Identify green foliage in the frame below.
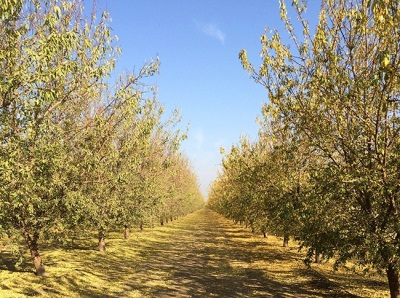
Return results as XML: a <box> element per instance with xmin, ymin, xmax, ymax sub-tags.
<box><xmin>214</xmin><ymin>0</ymin><xmax>400</xmax><ymax>296</ymax></box>
<box><xmin>0</xmin><ymin>0</ymin><xmax>203</xmax><ymax>273</ymax></box>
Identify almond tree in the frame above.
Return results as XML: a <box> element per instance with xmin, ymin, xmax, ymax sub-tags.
<box><xmin>73</xmin><ymin>60</ymin><xmax>160</xmax><ymax>251</ymax></box>
<box><xmin>0</xmin><ymin>0</ymin><xmax>117</xmax><ymax>275</ymax></box>
<box><xmin>239</xmin><ymin>0</ymin><xmax>400</xmax><ymax>296</ymax></box>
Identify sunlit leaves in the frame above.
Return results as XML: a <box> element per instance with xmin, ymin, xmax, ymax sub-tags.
<box><xmin>0</xmin><ymin>0</ymin><xmax>203</xmax><ymax>272</ymax></box>
<box><xmin>222</xmin><ymin>0</ymin><xmax>400</xmax><ymax>295</ymax></box>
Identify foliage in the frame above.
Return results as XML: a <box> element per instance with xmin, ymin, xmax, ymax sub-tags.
<box><xmin>210</xmin><ymin>0</ymin><xmax>400</xmax><ymax>296</ymax></box>
<box><xmin>0</xmin><ymin>0</ymin><xmax>203</xmax><ymax>274</ymax></box>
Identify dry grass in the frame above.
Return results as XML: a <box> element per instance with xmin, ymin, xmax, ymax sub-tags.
<box><xmin>0</xmin><ymin>208</ymin><xmax>388</xmax><ymax>297</ymax></box>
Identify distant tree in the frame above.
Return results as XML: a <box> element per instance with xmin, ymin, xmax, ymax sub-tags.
<box><xmin>74</xmin><ymin>60</ymin><xmax>160</xmax><ymax>251</ymax></box>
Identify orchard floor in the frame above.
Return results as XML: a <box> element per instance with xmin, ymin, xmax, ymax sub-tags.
<box><xmin>0</xmin><ymin>208</ymin><xmax>388</xmax><ymax>297</ymax></box>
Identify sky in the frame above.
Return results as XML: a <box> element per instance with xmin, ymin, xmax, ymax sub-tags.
<box><xmin>90</xmin><ymin>0</ymin><xmax>321</xmax><ymax>198</ymax></box>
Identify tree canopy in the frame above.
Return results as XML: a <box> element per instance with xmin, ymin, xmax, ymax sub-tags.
<box><xmin>209</xmin><ymin>0</ymin><xmax>400</xmax><ymax>297</ymax></box>
<box><xmin>0</xmin><ymin>0</ymin><xmax>203</xmax><ymax>275</ymax></box>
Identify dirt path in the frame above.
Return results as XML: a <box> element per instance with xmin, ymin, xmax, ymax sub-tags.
<box><xmin>131</xmin><ymin>208</ymin><xmax>272</xmax><ymax>297</ymax></box>
<box><xmin>122</xmin><ymin>208</ymin><xmax>358</xmax><ymax>298</ymax></box>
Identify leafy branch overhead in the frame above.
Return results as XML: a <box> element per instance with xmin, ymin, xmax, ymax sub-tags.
<box><xmin>0</xmin><ymin>0</ymin><xmax>203</xmax><ymax>276</ymax></box>
<box><xmin>213</xmin><ymin>0</ymin><xmax>400</xmax><ymax>297</ymax></box>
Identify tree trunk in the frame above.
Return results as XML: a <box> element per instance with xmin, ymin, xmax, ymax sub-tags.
<box><xmin>139</xmin><ymin>223</ymin><xmax>144</xmax><ymax>232</ymax></box>
<box><xmin>386</xmin><ymin>262</ymin><xmax>400</xmax><ymax>298</ymax></box>
<box><xmin>160</xmin><ymin>218</ymin><xmax>164</xmax><ymax>225</ymax></box>
<box><xmin>315</xmin><ymin>248</ymin><xmax>322</xmax><ymax>263</ymax></box>
<box><xmin>23</xmin><ymin>229</ymin><xmax>46</xmax><ymax>276</ymax></box>
<box><xmin>124</xmin><ymin>225</ymin><xmax>129</xmax><ymax>240</ymax></box>
<box><xmin>98</xmin><ymin>230</ymin><xmax>106</xmax><ymax>251</ymax></box>
<box><xmin>262</xmin><ymin>231</ymin><xmax>268</xmax><ymax>238</ymax></box>
<box><xmin>283</xmin><ymin>233</ymin><xmax>289</xmax><ymax>247</ymax></box>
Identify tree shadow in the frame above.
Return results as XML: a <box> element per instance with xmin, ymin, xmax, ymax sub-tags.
<box><xmin>0</xmin><ymin>251</ymin><xmax>32</xmax><ymax>273</ymax></box>
<box><xmin>0</xmin><ymin>209</ymin><xmax>388</xmax><ymax>297</ymax></box>
<box><xmin>111</xmin><ymin>209</ymin><xmax>364</xmax><ymax>297</ymax></box>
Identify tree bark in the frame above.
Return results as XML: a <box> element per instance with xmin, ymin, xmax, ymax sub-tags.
<box><xmin>262</xmin><ymin>231</ymin><xmax>268</xmax><ymax>238</ymax></box>
<box><xmin>124</xmin><ymin>225</ymin><xmax>129</xmax><ymax>240</ymax></box>
<box><xmin>139</xmin><ymin>223</ymin><xmax>144</xmax><ymax>232</ymax></box>
<box><xmin>283</xmin><ymin>233</ymin><xmax>289</xmax><ymax>247</ymax></box>
<box><xmin>315</xmin><ymin>248</ymin><xmax>322</xmax><ymax>263</ymax></box>
<box><xmin>160</xmin><ymin>218</ymin><xmax>164</xmax><ymax>226</ymax></box>
<box><xmin>98</xmin><ymin>230</ymin><xmax>106</xmax><ymax>251</ymax></box>
<box><xmin>23</xmin><ymin>229</ymin><xmax>46</xmax><ymax>276</ymax></box>
<box><xmin>386</xmin><ymin>262</ymin><xmax>400</xmax><ymax>298</ymax></box>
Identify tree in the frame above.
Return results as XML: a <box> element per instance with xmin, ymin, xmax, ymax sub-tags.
<box><xmin>74</xmin><ymin>60</ymin><xmax>160</xmax><ymax>251</ymax></box>
<box><xmin>208</xmin><ymin>114</ymin><xmax>311</xmax><ymax>248</ymax></box>
<box><xmin>239</xmin><ymin>0</ymin><xmax>400</xmax><ymax>296</ymax></box>
<box><xmin>0</xmin><ymin>0</ymin><xmax>118</xmax><ymax>275</ymax></box>
<box><xmin>1</xmin><ymin>0</ymin><xmax>204</xmax><ymax>275</ymax></box>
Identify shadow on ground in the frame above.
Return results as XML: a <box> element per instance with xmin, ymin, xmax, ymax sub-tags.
<box><xmin>117</xmin><ymin>208</ymin><xmax>363</xmax><ymax>297</ymax></box>
<box><xmin>0</xmin><ymin>208</ymin><xmax>388</xmax><ymax>297</ymax></box>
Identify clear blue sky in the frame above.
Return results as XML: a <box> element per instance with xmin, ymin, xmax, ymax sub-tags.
<box><xmin>91</xmin><ymin>0</ymin><xmax>320</xmax><ymax>197</ymax></box>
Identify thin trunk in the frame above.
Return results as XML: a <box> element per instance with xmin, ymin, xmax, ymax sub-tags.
<box><xmin>160</xmin><ymin>218</ymin><xmax>164</xmax><ymax>226</ymax></box>
<box><xmin>262</xmin><ymin>230</ymin><xmax>268</xmax><ymax>238</ymax></box>
<box><xmin>98</xmin><ymin>230</ymin><xmax>106</xmax><ymax>251</ymax></box>
<box><xmin>387</xmin><ymin>262</ymin><xmax>400</xmax><ymax>298</ymax></box>
<box><xmin>23</xmin><ymin>229</ymin><xmax>46</xmax><ymax>276</ymax></box>
<box><xmin>139</xmin><ymin>223</ymin><xmax>144</xmax><ymax>232</ymax></box>
<box><xmin>315</xmin><ymin>248</ymin><xmax>322</xmax><ymax>263</ymax></box>
<box><xmin>124</xmin><ymin>225</ymin><xmax>129</xmax><ymax>240</ymax></box>
<box><xmin>283</xmin><ymin>233</ymin><xmax>289</xmax><ymax>247</ymax></box>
